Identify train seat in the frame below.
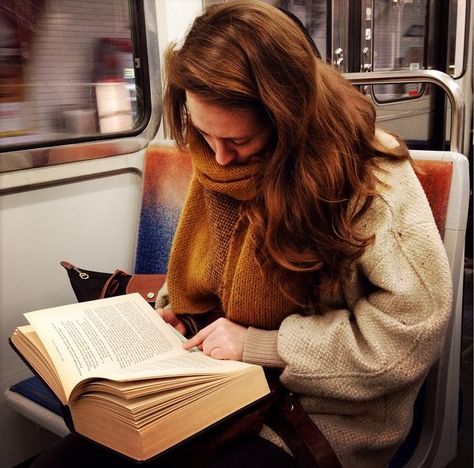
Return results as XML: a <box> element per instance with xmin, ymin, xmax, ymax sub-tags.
<box><xmin>389</xmin><ymin>150</ymin><xmax>469</xmax><ymax>467</ymax></box>
<box><xmin>4</xmin><ymin>144</ymin><xmax>470</xmax><ymax>468</ymax></box>
<box><xmin>133</xmin><ymin>143</ymin><xmax>193</xmax><ymax>274</ymax></box>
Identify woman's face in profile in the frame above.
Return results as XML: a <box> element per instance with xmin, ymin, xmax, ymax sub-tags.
<box><xmin>185</xmin><ymin>91</ymin><xmax>273</xmax><ymax>166</ymax></box>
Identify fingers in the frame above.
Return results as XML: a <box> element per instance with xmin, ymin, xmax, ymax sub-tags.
<box><xmin>157</xmin><ymin>312</ymin><xmax>246</xmax><ymax>359</ymax></box>
<box><xmin>156</xmin><ymin>308</ymin><xmax>187</xmax><ymax>336</ymax></box>
<box><xmin>183</xmin><ymin>318</ymin><xmax>246</xmax><ymax>361</ymax></box>
<box><xmin>155</xmin><ymin>308</ymin><xmax>166</xmax><ymax>318</ymax></box>
<box><xmin>209</xmin><ymin>347</ymin><xmax>226</xmax><ymax>360</ymax></box>
<box><xmin>183</xmin><ymin>323</ymin><xmax>213</xmax><ymax>350</ymax></box>
<box><xmin>156</xmin><ymin>308</ymin><xmax>177</xmax><ymax>326</ymax></box>
<box><xmin>174</xmin><ymin>321</ymin><xmax>187</xmax><ymax>336</ymax></box>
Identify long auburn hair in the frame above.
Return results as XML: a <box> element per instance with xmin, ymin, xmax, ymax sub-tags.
<box><xmin>163</xmin><ymin>0</ymin><xmax>410</xmax><ymax>308</ymax></box>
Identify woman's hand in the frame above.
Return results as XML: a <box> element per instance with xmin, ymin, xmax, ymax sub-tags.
<box><xmin>183</xmin><ymin>318</ymin><xmax>247</xmax><ymax>360</ymax></box>
<box><xmin>156</xmin><ymin>308</ymin><xmax>187</xmax><ymax>336</ymax></box>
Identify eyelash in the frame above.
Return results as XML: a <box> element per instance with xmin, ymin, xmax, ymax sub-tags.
<box><xmin>197</xmin><ymin>130</ymin><xmax>248</xmax><ymax>147</ymax></box>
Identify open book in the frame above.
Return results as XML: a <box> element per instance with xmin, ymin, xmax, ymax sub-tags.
<box><xmin>10</xmin><ymin>293</ymin><xmax>270</xmax><ymax>461</ymax></box>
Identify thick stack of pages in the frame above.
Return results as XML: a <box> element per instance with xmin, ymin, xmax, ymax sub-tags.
<box><xmin>10</xmin><ymin>293</ymin><xmax>270</xmax><ymax>461</ymax></box>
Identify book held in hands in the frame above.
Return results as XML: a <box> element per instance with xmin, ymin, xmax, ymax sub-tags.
<box><xmin>10</xmin><ymin>293</ymin><xmax>270</xmax><ymax>461</ymax></box>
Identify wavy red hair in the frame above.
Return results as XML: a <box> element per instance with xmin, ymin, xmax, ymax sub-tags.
<box><xmin>164</xmin><ymin>1</ymin><xmax>410</xmax><ymax>307</ymax></box>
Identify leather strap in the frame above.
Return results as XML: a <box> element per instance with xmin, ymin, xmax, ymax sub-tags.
<box><xmin>267</xmin><ymin>391</ymin><xmax>342</xmax><ymax>468</ymax></box>
<box><xmin>127</xmin><ymin>274</ymin><xmax>167</xmax><ymax>303</ymax></box>
<box><xmin>98</xmin><ymin>271</ymin><xmax>167</xmax><ymax>304</ymax></box>
<box><xmin>99</xmin><ymin>269</ymin><xmax>129</xmax><ymax>298</ymax></box>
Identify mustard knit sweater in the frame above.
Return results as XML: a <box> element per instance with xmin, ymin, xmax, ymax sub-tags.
<box><xmin>162</xmin><ymin>133</ymin><xmax>452</xmax><ymax>467</ymax></box>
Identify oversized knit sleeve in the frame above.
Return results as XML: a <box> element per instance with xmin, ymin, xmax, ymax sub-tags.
<box><xmin>243</xmin><ymin>159</ymin><xmax>452</xmax><ymax>401</ymax></box>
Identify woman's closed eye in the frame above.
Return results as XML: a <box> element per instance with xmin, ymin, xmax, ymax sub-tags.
<box><xmin>196</xmin><ymin>128</ymin><xmax>250</xmax><ymax>147</ymax></box>
<box><xmin>228</xmin><ymin>138</ymin><xmax>250</xmax><ymax>146</ymax></box>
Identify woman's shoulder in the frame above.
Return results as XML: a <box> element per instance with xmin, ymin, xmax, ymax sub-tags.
<box><xmin>375</xmin><ymin>127</ymin><xmax>400</xmax><ymax>150</ymax></box>
<box><xmin>367</xmin><ymin>156</ymin><xmax>436</xmax><ymax>233</ymax></box>
<box><xmin>371</xmin><ymin>128</ymin><xmax>421</xmax><ymax>198</ymax></box>
<box><xmin>374</xmin><ymin>154</ymin><xmax>417</xmax><ymax>187</ymax></box>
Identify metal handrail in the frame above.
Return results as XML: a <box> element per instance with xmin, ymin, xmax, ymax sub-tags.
<box><xmin>345</xmin><ymin>70</ymin><xmax>465</xmax><ymax>155</ymax></box>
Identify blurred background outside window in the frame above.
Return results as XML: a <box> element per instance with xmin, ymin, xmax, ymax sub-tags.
<box><xmin>206</xmin><ymin>0</ymin><xmax>450</xmax><ymax>102</ymax></box>
<box><xmin>0</xmin><ymin>0</ymin><xmax>142</xmax><ymax>151</ymax></box>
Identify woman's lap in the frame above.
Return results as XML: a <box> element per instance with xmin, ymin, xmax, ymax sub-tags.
<box><xmin>30</xmin><ymin>433</ymin><xmax>298</xmax><ymax>468</ymax></box>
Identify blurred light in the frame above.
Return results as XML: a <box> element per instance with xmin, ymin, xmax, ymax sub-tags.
<box><xmin>96</xmin><ymin>81</ymin><xmax>133</xmax><ymax>133</ymax></box>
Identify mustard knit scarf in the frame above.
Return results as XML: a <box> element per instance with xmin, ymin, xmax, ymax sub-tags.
<box><xmin>166</xmin><ymin>150</ymin><xmax>299</xmax><ymax>329</ymax></box>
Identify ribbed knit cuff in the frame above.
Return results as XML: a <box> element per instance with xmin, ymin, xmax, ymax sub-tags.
<box><xmin>243</xmin><ymin>327</ymin><xmax>286</xmax><ymax>368</ymax></box>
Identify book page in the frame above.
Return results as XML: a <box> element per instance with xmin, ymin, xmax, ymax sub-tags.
<box><xmin>24</xmin><ymin>293</ymin><xmax>253</xmax><ymax>402</ymax></box>
<box><xmin>106</xmin><ymin>352</ymin><xmax>254</xmax><ymax>380</ymax></box>
<box><xmin>24</xmin><ymin>294</ymin><xmax>190</xmax><ymax>400</ymax></box>
<box><xmin>13</xmin><ymin>325</ymin><xmax>67</xmax><ymax>403</ymax></box>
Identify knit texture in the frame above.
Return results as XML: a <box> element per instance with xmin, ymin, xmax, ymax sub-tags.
<box><xmin>167</xmin><ymin>149</ymin><xmax>299</xmax><ymax>329</ymax></box>
<box><xmin>244</xmin><ymin>157</ymin><xmax>452</xmax><ymax>467</ymax></box>
<box><xmin>167</xmin><ymin>134</ymin><xmax>452</xmax><ymax>467</ymax></box>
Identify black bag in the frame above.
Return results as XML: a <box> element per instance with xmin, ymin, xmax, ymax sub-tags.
<box><xmin>60</xmin><ymin>261</ymin><xmax>166</xmax><ymax>307</ymax></box>
<box><xmin>60</xmin><ymin>261</ymin><xmax>341</xmax><ymax>468</ymax></box>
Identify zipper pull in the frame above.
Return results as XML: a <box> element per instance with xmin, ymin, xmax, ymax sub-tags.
<box><xmin>74</xmin><ymin>266</ymin><xmax>89</xmax><ymax>280</ymax></box>
<box><xmin>60</xmin><ymin>261</ymin><xmax>89</xmax><ymax>279</ymax></box>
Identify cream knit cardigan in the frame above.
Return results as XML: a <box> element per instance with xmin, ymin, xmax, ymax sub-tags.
<box><xmin>158</xmin><ymin>133</ymin><xmax>452</xmax><ymax>467</ymax></box>
<box><xmin>244</xmin><ymin>155</ymin><xmax>452</xmax><ymax>467</ymax></box>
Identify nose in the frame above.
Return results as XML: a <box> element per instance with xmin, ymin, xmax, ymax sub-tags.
<box><xmin>214</xmin><ymin>140</ymin><xmax>237</xmax><ymax>166</ymax></box>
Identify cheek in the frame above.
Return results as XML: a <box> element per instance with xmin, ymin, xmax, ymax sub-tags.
<box><xmin>236</xmin><ymin>141</ymin><xmax>267</xmax><ymax>162</ymax></box>
<box><xmin>250</xmin><ymin>135</ymin><xmax>271</xmax><ymax>155</ymax></box>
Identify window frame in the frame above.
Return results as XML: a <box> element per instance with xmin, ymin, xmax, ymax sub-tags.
<box><xmin>448</xmin><ymin>0</ymin><xmax>472</xmax><ymax>79</ymax></box>
<box><xmin>0</xmin><ymin>0</ymin><xmax>161</xmax><ymax>173</ymax></box>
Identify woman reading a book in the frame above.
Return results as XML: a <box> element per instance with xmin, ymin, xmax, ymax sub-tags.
<box><xmin>159</xmin><ymin>1</ymin><xmax>452</xmax><ymax>466</ymax></box>
<box><xmin>32</xmin><ymin>1</ymin><xmax>452</xmax><ymax>467</ymax></box>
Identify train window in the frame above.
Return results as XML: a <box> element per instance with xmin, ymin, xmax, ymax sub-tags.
<box><xmin>371</xmin><ymin>0</ymin><xmax>428</xmax><ymax>103</ymax></box>
<box><xmin>0</xmin><ymin>0</ymin><xmax>148</xmax><ymax>152</ymax></box>
<box><xmin>204</xmin><ymin>1</ymin><xmax>329</xmax><ymax>61</ymax></box>
<box><xmin>448</xmin><ymin>0</ymin><xmax>469</xmax><ymax>78</ymax></box>
<box><xmin>273</xmin><ymin>0</ymin><xmax>328</xmax><ymax>61</ymax></box>
<box><xmin>206</xmin><ymin>1</ymin><xmax>429</xmax><ymax>103</ymax></box>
